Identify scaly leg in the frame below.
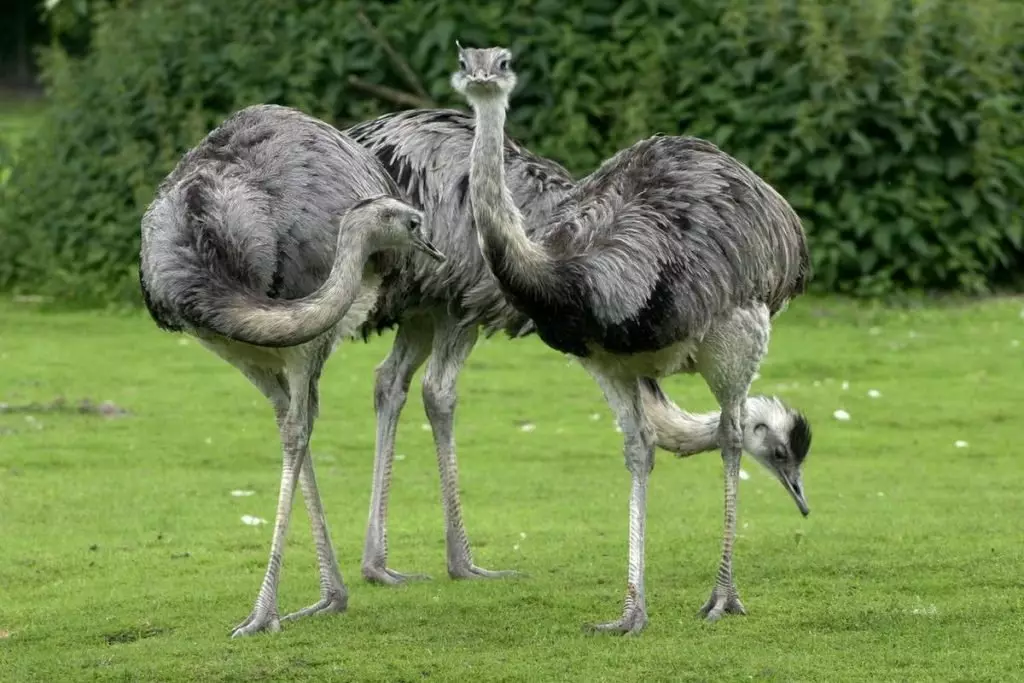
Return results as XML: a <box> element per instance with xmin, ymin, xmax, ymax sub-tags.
<box><xmin>231</xmin><ymin>359</ymin><xmax>319</xmax><ymax>638</ymax></box>
<box><xmin>282</xmin><ymin>377</ymin><xmax>348</xmax><ymax>621</ymax></box>
<box><xmin>584</xmin><ymin>367</ymin><xmax>654</xmax><ymax>635</ymax></box>
<box><xmin>362</xmin><ymin>320</ymin><xmax>433</xmax><ymax>584</ymax></box>
<box><xmin>423</xmin><ymin>318</ymin><xmax>515</xmax><ymax>580</ymax></box>
<box><xmin>698</xmin><ymin>402</ymin><xmax>747</xmax><ymax>621</ymax></box>
<box><xmin>236</xmin><ymin>364</ymin><xmax>347</xmax><ymax>624</ymax></box>
<box><xmin>281</xmin><ymin>455</ymin><xmax>349</xmax><ymax>620</ymax></box>
<box><xmin>696</xmin><ymin>306</ymin><xmax>770</xmax><ymax>621</ymax></box>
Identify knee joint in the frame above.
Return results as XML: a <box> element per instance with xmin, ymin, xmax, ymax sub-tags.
<box><xmin>623</xmin><ymin>426</ymin><xmax>656</xmax><ymax>475</ymax></box>
<box><xmin>718</xmin><ymin>412</ymin><xmax>743</xmax><ymax>451</ymax></box>
<box><xmin>422</xmin><ymin>376</ymin><xmax>455</xmax><ymax>421</ymax></box>
<box><xmin>281</xmin><ymin>417</ymin><xmax>309</xmax><ymax>453</ymax></box>
<box><xmin>374</xmin><ymin>362</ymin><xmax>412</xmax><ymax>411</ymax></box>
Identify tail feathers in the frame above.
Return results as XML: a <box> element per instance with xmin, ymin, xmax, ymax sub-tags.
<box><xmin>171</xmin><ymin>222</ymin><xmax>345</xmax><ymax>348</ymax></box>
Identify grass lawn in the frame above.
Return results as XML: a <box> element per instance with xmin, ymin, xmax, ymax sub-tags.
<box><xmin>1</xmin><ymin>295</ymin><xmax>1022</xmax><ymax>681</ymax></box>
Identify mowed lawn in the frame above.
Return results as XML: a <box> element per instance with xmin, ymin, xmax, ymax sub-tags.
<box><xmin>0</xmin><ymin>296</ymin><xmax>1021</xmax><ymax>682</ymax></box>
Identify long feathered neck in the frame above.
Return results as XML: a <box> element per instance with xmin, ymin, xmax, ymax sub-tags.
<box><xmin>468</xmin><ymin>96</ymin><xmax>557</xmax><ymax>292</ymax></box>
<box><xmin>644</xmin><ymin>393</ymin><xmax>785</xmax><ymax>456</ymax></box>
<box><xmin>218</xmin><ymin>216</ymin><xmax>375</xmax><ymax>348</ymax></box>
<box><xmin>289</xmin><ymin>220</ymin><xmax>374</xmax><ymax>326</ymax></box>
<box><xmin>641</xmin><ymin>384</ymin><xmax>752</xmax><ymax>456</ymax></box>
<box><xmin>649</xmin><ymin>406</ymin><xmax>723</xmax><ymax>456</ymax></box>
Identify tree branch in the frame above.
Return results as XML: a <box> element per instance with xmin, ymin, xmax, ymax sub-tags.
<box><xmin>356</xmin><ymin>10</ymin><xmax>435</xmax><ymax>106</ymax></box>
<box><xmin>347</xmin><ymin>76</ymin><xmax>435</xmax><ymax>110</ymax></box>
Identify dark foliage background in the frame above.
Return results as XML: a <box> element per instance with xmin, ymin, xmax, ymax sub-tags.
<box><xmin>1</xmin><ymin>0</ymin><xmax>1022</xmax><ymax>304</ymax></box>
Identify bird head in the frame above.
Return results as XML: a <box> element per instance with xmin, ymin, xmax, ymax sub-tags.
<box><xmin>450</xmin><ymin>43</ymin><xmax>517</xmax><ymax>103</ymax></box>
<box><xmin>741</xmin><ymin>395</ymin><xmax>812</xmax><ymax>517</ymax></box>
<box><xmin>342</xmin><ymin>196</ymin><xmax>444</xmax><ymax>262</ymax></box>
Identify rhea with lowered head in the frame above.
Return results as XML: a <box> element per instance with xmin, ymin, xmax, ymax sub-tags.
<box><xmin>139</xmin><ymin>104</ymin><xmax>443</xmax><ymax>637</ymax></box>
<box><xmin>452</xmin><ymin>45</ymin><xmax>812</xmax><ymax>633</ymax></box>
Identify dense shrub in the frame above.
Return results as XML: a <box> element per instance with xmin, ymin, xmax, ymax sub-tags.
<box><xmin>1</xmin><ymin>0</ymin><xmax>1022</xmax><ymax>303</ymax></box>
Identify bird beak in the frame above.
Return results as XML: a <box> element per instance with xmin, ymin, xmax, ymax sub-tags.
<box><xmin>411</xmin><ymin>234</ymin><xmax>445</xmax><ymax>262</ymax></box>
<box><xmin>781</xmin><ymin>472</ymin><xmax>809</xmax><ymax>517</ymax></box>
<box><xmin>468</xmin><ymin>71</ymin><xmax>498</xmax><ymax>85</ymax></box>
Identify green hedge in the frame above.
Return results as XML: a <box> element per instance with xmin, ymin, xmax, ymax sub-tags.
<box><xmin>1</xmin><ymin>0</ymin><xmax>1022</xmax><ymax>303</ymax></box>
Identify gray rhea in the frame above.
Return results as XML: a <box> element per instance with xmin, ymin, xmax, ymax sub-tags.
<box><xmin>341</xmin><ymin>108</ymin><xmax>578</xmax><ymax>583</ymax></box>
<box><xmin>138</xmin><ymin>104</ymin><xmax>444</xmax><ymax>638</ymax></box>
<box><xmin>452</xmin><ymin>45</ymin><xmax>814</xmax><ymax>634</ymax></box>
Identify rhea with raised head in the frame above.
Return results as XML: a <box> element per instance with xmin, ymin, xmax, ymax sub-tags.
<box><xmin>452</xmin><ymin>45</ymin><xmax>813</xmax><ymax>633</ymax></box>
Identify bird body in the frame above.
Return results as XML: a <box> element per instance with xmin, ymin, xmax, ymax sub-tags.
<box><xmin>479</xmin><ymin>134</ymin><xmax>810</xmax><ymax>359</ymax></box>
<box><xmin>140</xmin><ymin>104</ymin><xmax>442</xmax><ymax>349</ymax></box>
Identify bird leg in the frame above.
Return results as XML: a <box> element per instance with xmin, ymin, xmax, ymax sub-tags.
<box><xmin>236</xmin><ymin>365</ymin><xmax>346</xmax><ymax>627</ymax></box>
<box><xmin>699</xmin><ymin>403</ymin><xmax>747</xmax><ymax>621</ymax></box>
<box><xmin>231</xmin><ymin>364</ymin><xmax>315</xmax><ymax>638</ymax></box>
<box><xmin>282</xmin><ymin>454</ymin><xmax>349</xmax><ymax>621</ymax></box>
<box><xmin>280</xmin><ymin>377</ymin><xmax>348</xmax><ymax>621</ymax></box>
<box><xmin>696</xmin><ymin>306</ymin><xmax>769</xmax><ymax>622</ymax></box>
<box><xmin>362</xmin><ymin>321</ymin><xmax>433</xmax><ymax>585</ymax></box>
<box><xmin>423</xmin><ymin>320</ymin><xmax>516</xmax><ymax>580</ymax></box>
<box><xmin>585</xmin><ymin>371</ymin><xmax>653</xmax><ymax>635</ymax></box>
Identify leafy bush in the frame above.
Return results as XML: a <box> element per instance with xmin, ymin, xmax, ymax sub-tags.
<box><xmin>1</xmin><ymin>0</ymin><xmax>1022</xmax><ymax>303</ymax></box>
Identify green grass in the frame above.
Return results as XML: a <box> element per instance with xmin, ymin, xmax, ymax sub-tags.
<box><xmin>1</xmin><ymin>296</ymin><xmax>1022</xmax><ymax>682</ymax></box>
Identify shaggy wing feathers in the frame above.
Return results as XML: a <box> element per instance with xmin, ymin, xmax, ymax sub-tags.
<box><xmin>140</xmin><ymin>104</ymin><xmax>401</xmax><ymax>333</ymax></box>
<box><xmin>524</xmin><ymin>135</ymin><xmax>810</xmax><ymax>355</ymax></box>
<box><xmin>345</xmin><ymin>108</ymin><xmax>574</xmax><ymax>338</ymax></box>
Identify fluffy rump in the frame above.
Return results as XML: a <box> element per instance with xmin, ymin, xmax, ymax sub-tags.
<box><xmin>140</xmin><ymin>104</ymin><xmax>401</xmax><ymax>334</ymax></box>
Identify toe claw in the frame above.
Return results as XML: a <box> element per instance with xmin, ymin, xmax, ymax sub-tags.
<box><xmin>585</xmin><ymin>606</ymin><xmax>648</xmax><ymax>635</ymax></box>
<box><xmin>448</xmin><ymin>565</ymin><xmax>521</xmax><ymax>580</ymax></box>
<box><xmin>699</xmin><ymin>587</ymin><xmax>746</xmax><ymax>622</ymax></box>
<box><xmin>230</xmin><ymin>611</ymin><xmax>281</xmax><ymax>638</ymax></box>
<box><xmin>280</xmin><ymin>592</ymin><xmax>348</xmax><ymax>622</ymax></box>
<box><xmin>363</xmin><ymin>565</ymin><xmax>432</xmax><ymax>585</ymax></box>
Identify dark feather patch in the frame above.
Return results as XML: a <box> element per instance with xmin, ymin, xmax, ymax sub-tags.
<box><xmin>139</xmin><ymin>262</ymin><xmax>181</xmax><ymax>331</ymax></box>
<box><xmin>454</xmin><ymin>173</ymin><xmax>470</xmax><ymax>207</ymax></box>
<box><xmin>789</xmin><ymin>412</ymin><xmax>812</xmax><ymax>464</ymax></box>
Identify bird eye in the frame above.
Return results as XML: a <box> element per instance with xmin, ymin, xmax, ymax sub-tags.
<box><xmin>457</xmin><ymin>57</ymin><xmax>467</xmax><ymax>71</ymax></box>
<box><xmin>496</xmin><ymin>57</ymin><xmax>509</xmax><ymax>71</ymax></box>
<box><xmin>774</xmin><ymin>447</ymin><xmax>787</xmax><ymax>461</ymax></box>
<box><xmin>408</xmin><ymin>215</ymin><xmax>421</xmax><ymax>230</ymax></box>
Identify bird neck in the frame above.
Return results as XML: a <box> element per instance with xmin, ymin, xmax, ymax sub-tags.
<box><xmin>283</xmin><ymin>219</ymin><xmax>374</xmax><ymax>332</ymax></box>
<box><xmin>649</xmin><ymin>403</ymin><xmax>724</xmax><ymax>456</ymax></box>
<box><xmin>646</xmin><ymin>394</ymin><xmax>786</xmax><ymax>457</ymax></box>
<box><xmin>468</xmin><ymin>96</ymin><xmax>556</xmax><ymax>292</ymax></box>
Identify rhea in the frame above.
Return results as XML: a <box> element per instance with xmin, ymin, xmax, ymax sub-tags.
<box><xmin>139</xmin><ymin>105</ymin><xmax>444</xmax><ymax>637</ymax></box>
<box><xmin>452</xmin><ymin>46</ymin><xmax>813</xmax><ymax>633</ymax></box>
<box><xmin>342</xmin><ymin>109</ymin><xmax>575</xmax><ymax>583</ymax></box>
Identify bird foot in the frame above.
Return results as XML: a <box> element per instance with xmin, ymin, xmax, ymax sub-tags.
<box><xmin>448</xmin><ymin>564</ymin><xmax>520</xmax><ymax>580</ymax></box>
<box><xmin>362</xmin><ymin>564</ymin><xmax>432</xmax><ymax>585</ymax></box>
<box><xmin>585</xmin><ymin>604</ymin><xmax>648</xmax><ymax>635</ymax></box>
<box><xmin>280</xmin><ymin>590</ymin><xmax>348</xmax><ymax>623</ymax></box>
<box><xmin>230</xmin><ymin>607</ymin><xmax>281</xmax><ymax>638</ymax></box>
<box><xmin>699</xmin><ymin>586</ymin><xmax>746</xmax><ymax>622</ymax></box>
